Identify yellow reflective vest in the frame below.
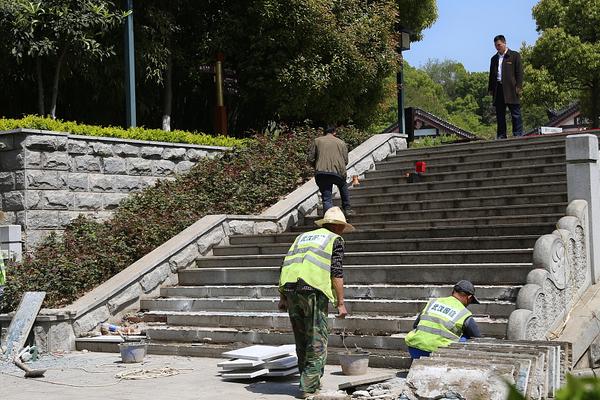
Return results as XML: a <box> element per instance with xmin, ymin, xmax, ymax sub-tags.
<box><xmin>0</xmin><ymin>252</ymin><xmax>6</xmax><ymax>285</ymax></box>
<box><xmin>279</xmin><ymin>228</ymin><xmax>340</xmax><ymax>305</ymax></box>
<box><xmin>405</xmin><ymin>296</ymin><xmax>472</xmax><ymax>352</ymax></box>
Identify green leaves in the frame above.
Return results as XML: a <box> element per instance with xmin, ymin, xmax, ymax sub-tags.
<box><xmin>0</xmin><ymin>115</ymin><xmax>249</xmax><ymax>147</ymax></box>
<box><xmin>529</xmin><ymin>0</ymin><xmax>600</xmax><ymax>127</ymax></box>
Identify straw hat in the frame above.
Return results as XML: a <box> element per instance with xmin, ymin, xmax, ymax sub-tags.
<box><xmin>315</xmin><ymin>206</ymin><xmax>355</xmax><ymax>233</ymax></box>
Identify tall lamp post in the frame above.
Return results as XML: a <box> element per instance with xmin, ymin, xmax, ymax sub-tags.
<box><xmin>124</xmin><ymin>0</ymin><xmax>136</xmax><ymax>128</ymax></box>
<box><xmin>396</xmin><ymin>30</ymin><xmax>411</xmax><ymax>134</ymax></box>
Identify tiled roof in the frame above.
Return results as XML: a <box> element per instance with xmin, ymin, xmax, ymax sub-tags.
<box><xmin>383</xmin><ymin>107</ymin><xmax>479</xmax><ymax>141</ymax></box>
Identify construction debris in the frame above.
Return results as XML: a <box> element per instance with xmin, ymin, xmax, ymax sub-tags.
<box><xmin>399</xmin><ymin>339</ymin><xmax>571</xmax><ymax>400</ymax></box>
<box><xmin>218</xmin><ymin>344</ymin><xmax>298</xmax><ymax>380</ymax></box>
<box><xmin>2</xmin><ymin>291</ymin><xmax>46</xmax><ymax>361</ymax></box>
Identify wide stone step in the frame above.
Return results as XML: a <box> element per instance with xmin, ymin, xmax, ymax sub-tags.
<box><xmin>296</xmin><ymin>214</ymin><xmax>561</xmax><ymax>231</ymax></box>
<box><xmin>378</xmin><ymin>146</ymin><xmax>564</xmax><ymax>169</ymax></box>
<box><xmin>350</xmin><ymin>182</ymin><xmax>567</xmax><ymax>205</ymax></box>
<box><xmin>197</xmin><ymin>249</ymin><xmax>533</xmax><ymax>268</ymax></box>
<box><xmin>375</xmin><ymin>154</ymin><xmax>565</xmax><ymax>173</ymax></box>
<box><xmin>180</xmin><ymin>263</ymin><xmax>532</xmax><ymax>285</ymax></box>
<box><xmin>141</xmin><ymin>297</ymin><xmax>515</xmax><ymax>317</ymax></box>
<box><xmin>352</xmin><ymin>172</ymin><xmax>565</xmax><ymax>195</ymax></box>
<box><xmin>214</xmin><ymin>236</ymin><xmax>540</xmax><ymax>256</ymax></box>
<box><xmin>344</xmin><ymin>193</ymin><xmax>567</xmax><ymax>213</ymax></box>
<box><xmin>147</xmin><ymin>341</ymin><xmax>413</xmax><ymax>369</ymax></box>
<box><xmin>160</xmin><ymin>284</ymin><xmax>521</xmax><ymax>302</ymax></box>
<box><xmin>391</xmin><ymin>135</ymin><xmax>567</xmax><ymax>158</ymax></box>
<box><xmin>310</xmin><ymin>204</ymin><xmax>567</xmax><ymax>225</ymax></box>
<box><xmin>144</xmin><ymin>311</ymin><xmax>508</xmax><ymax>337</ymax></box>
<box><xmin>229</xmin><ymin>223</ymin><xmax>555</xmax><ymax>245</ymax></box>
<box><xmin>362</xmin><ymin>163</ymin><xmax>566</xmax><ymax>186</ymax></box>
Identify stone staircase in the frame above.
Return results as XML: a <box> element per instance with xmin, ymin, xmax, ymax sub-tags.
<box><xmin>79</xmin><ymin>135</ymin><xmax>571</xmax><ymax>370</ymax></box>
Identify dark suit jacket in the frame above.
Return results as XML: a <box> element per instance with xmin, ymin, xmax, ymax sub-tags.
<box><xmin>488</xmin><ymin>49</ymin><xmax>523</xmax><ymax>105</ymax></box>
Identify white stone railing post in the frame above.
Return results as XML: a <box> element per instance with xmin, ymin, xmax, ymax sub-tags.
<box><xmin>566</xmin><ymin>134</ymin><xmax>600</xmax><ymax>283</ymax></box>
<box><xmin>0</xmin><ymin>225</ymin><xmax>22</xmax><ymax>262</ymax></box>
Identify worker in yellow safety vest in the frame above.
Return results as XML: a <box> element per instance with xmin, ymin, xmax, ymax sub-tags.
<box><xmin>278</xmin><ymin>206</ymin><xmax>354</xmax><ymax>399</ymax></box>
<box><xmin>405</xmin><ymin>280</ymin><xmax>482</xmax><ymax>359</ymax></box>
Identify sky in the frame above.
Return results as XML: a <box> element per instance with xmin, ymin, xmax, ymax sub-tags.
<box><xmin>403</xmin><ymin>0</ymin><xmax>541</xmax><ymax>72</ymax></box>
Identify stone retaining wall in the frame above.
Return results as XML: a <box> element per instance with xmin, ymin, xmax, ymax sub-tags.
<box><xmin>0</xmin><ymin>128</ymin><xmax>228</xmax><ymax>248</ymax></box>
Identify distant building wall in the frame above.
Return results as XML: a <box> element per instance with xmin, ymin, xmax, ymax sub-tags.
<box><xmin>0</xmin><ymin>129</ymin><xmax>228</xmax><ymax>248</ymax></box>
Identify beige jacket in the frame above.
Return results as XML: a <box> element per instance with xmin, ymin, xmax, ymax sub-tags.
<box><xmin>308</xmin><ymin>134</ymin><xmax>348</xmax><ymax>179</ymax></box>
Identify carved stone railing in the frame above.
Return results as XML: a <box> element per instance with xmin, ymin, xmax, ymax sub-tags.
<box><xmin>508</xmin><ymin>200</ymin><xmax>591</xmax><ymax>340</ymax></box>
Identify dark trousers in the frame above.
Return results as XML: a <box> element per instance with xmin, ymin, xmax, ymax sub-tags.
<box><xmin>495</xmin><ymin>83</ymin><xmax>523</xmax><ymax>139</ymax></box>
<box><xmin>315</xmin><ymin>173</ymin><xmax>350</xmax><ymax>212</ymax></box>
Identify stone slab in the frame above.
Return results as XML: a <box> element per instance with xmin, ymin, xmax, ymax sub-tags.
<box><xmin>265</xmin><ymin>367</ymin><xmax>299</xmax><ymax>377</ymax></box>
<box><xmin>448</xmin><ymin>342</ymin><xmax>549</xmax><ymax>399</ymax></box>
<box><xmin>221</xmin><ymin>367</ymin><xmax>269</xmax><ymax>379</ymax></box>
<box><xmin>265</xmin><ymin>354</ymin><xmax>298</xmax><ymax>369</ymax></box>
<box><xmin>338</xmin><ymin>373</ymin><xmax>396</xmax><ymax>390</ymax></box>
<box><xmin>222</xmin><ymin>344</ymin><xmax>295</xmax><ymax>361</ymax></box>
<box><xmin>2</xmin><ymin>291</ymin><xmax>46</xmax><ymax>360</ymax></box>
<box><xmin>406</xmin><ymin>358</ymin><xmax>515</xmax><ymax>400</ymax></box>
<box><xmin>433</xmin><ymin>349</ymin><xmax>533</xmax><ymax>398</ymax></box>
<box><xmin>217</xmin><ymin>358</ymin><xmax>265</xmax><ymax>370</ymax></box>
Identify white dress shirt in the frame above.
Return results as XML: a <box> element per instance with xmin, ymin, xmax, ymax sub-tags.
<box><xmin>497</xmin><ymin>49</ymin><xmax>508</xmax><ymax>82</ymax></box>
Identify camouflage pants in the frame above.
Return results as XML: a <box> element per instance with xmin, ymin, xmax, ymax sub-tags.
<box><xmin>286</xmin><ymin>290</ymin><xmax>329</xmax><ymax>394</ymax></box>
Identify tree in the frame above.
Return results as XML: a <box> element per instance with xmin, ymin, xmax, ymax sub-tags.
<box><xmin>529</xmin><ymin>0</ymin><xmax>600</xmax><ymax>127</ymax></box>
<box><xmin>0</xmin><ymin>0</ymin><xmax>125</xmax><ymax>118</ymax></box>
<box><xmin>422</xmin><ymin>59</ymin><xmax>468</xmax><ymax>100</ymax></box>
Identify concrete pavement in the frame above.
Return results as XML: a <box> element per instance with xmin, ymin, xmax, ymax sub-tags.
<box><xmin>0</xmin><ymin>351</ymin><xmax>400</xmax><ymax>400</ymax></box>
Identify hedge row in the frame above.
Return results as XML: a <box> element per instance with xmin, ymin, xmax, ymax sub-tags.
<box><xmin>0</xmin><ymin>115</ymin><xmax>249</xmax><ymax>148</ymax></box>
<box><xmin>0</xmin><ymin>125</ymin><xmax>372</xmax><ymax>311</ymax></box>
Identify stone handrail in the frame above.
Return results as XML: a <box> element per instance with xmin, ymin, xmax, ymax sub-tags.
<box><xmin>507</xmin><ymin>200</ymin><xmax>592</xmax><ymax>340</ymax></box>
<box><xmin>3</xmin><ymin>133</ymin><xmax>406</xmax><ymax>351</ymax></box>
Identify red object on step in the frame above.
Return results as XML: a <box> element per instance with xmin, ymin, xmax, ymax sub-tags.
<box><xmin>415</xmin><ymin>161</ymin><xmax>426</xmax><ymax>173</ymax></box>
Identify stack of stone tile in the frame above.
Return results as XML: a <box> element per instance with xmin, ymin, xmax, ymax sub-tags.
<box><xmin>218</xmin><ymin>344</ymin><xmax>298</xmax><ymax>380</ymax></box>
<box><xmin>404</xmin><ymin>339</ymin><xmax>571</xmax><ymax>400</ymax></box>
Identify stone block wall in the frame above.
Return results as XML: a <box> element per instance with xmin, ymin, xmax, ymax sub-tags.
<box><xmin>0</xmin><ymin>129</ymin><xmax>228</xmax><ymax>248</ymax></box>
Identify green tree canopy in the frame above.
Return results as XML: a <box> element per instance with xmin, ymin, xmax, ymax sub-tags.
<box><xmin>529</xmin><ymin>0</ymin><xmax>600</xmax><ymax>127</ymax></box>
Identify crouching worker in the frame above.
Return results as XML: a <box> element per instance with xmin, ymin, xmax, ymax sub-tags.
<box><xmin>278</xmin><ymin>206</ymin><xmax>353</xmax><ymax>399</ymax></box>
<box><xmin>405</xmin><ymin>280</ymin><xmax>482</xmax><ymax>359</ymax></box>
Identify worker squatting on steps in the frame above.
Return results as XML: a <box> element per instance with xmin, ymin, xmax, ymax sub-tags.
<box><xmin>405</xmin><ymin>280</ymin><xmax>482</xmax><ymax>359</ymax></box>
<box><xmin>278</xmin><ymin>206</ymin><xmax>354</xmax><ymax>398</ymax></box>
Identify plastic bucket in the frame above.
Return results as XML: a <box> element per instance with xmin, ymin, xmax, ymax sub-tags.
<box><xmin>338</xmin><ymin>351</ymin><xmax>370</xmax><ymax>375</ymax></box>
<box><xmin>118</xmin><ymin>342</ymin><xmax>147</xmax><ymax>363</ymax></box>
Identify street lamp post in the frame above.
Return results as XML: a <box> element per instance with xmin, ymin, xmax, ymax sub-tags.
<box><xmin>396</xmin><ymin>30</ymin><xmax>411</xmax><ymax>134</ymax></box>
<box><xmin>124</xmin><ymin>0</ymin><xmax>136</xmax><ymax>128</ymax></box>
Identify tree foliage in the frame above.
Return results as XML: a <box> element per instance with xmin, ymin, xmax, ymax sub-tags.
<box><xmin>0</xmin><ymin>0</ymin><xmax>126</xmax><ymax>118</ymax></box>
<box><xmin>529</xmin><ymin>0</ymin><xmax>600</xmax><ymax>127</ymax></box>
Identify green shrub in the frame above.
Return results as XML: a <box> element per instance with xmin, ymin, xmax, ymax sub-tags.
<box><xmin>410</xmin><ymin>134</ymin><xmax>463</xmax><ymax>149</ymax></box>
<box><xmin>506</xmin><ymin>374</ymin><xmax>600</xmax><ymax>400</ymax></box>
<box><xmin>0</xmin><ymin>115</ymin><xmax>249</xmax><ymax>148</ymax></box>
<box><xmin>0</xmin><ymin>125</ymin><xmax>372</xmax><ymax>310</ymax></box>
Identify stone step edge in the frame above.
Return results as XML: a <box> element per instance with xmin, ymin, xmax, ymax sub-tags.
<box><xmin>230</xmin><ymin>222</ymin><xmax>555</xmax><ymax>240</ymax></box>
<box><xmin>143</xmin><ymin>310</ymin><xmax>509</xmax><ymax>323</ymax></box>
<box><xmin>349</xmin><ymin>181</ymin><xmax>567</xmax><ymax>199</ymax></box>
<box><xmin>145</xmin><ymin>297</ymin><xmax>515</xmax><ymax>305</ymax></box>
<box><xmin>353</xmin><ymin>171</ymin><xmax>566</xmax><ymax>192</ymax></box>
<box><xmin>332</xmin><ymin>214</ymin><xmax>562</xmax><ymax>228</ymax></box>
<box><xmin>365</xmin><ymin>162</ymin><xmax>565</xmax><ymax>181</ymax></box>
<box><xmin>217</xmin><ymin>235</ymin><xmax>542</xmax><ymax>250</ymax></box>
<box><xmin>198</xmin><ymin>248</ymin><xmax>534</xmax><ymax>261</ymax></box>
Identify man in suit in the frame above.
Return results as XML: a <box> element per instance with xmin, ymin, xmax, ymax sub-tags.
<box><xmin>488</xmin><ymin>35</ymin><xmax>524</xmax><ymax>139</ymax></box>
